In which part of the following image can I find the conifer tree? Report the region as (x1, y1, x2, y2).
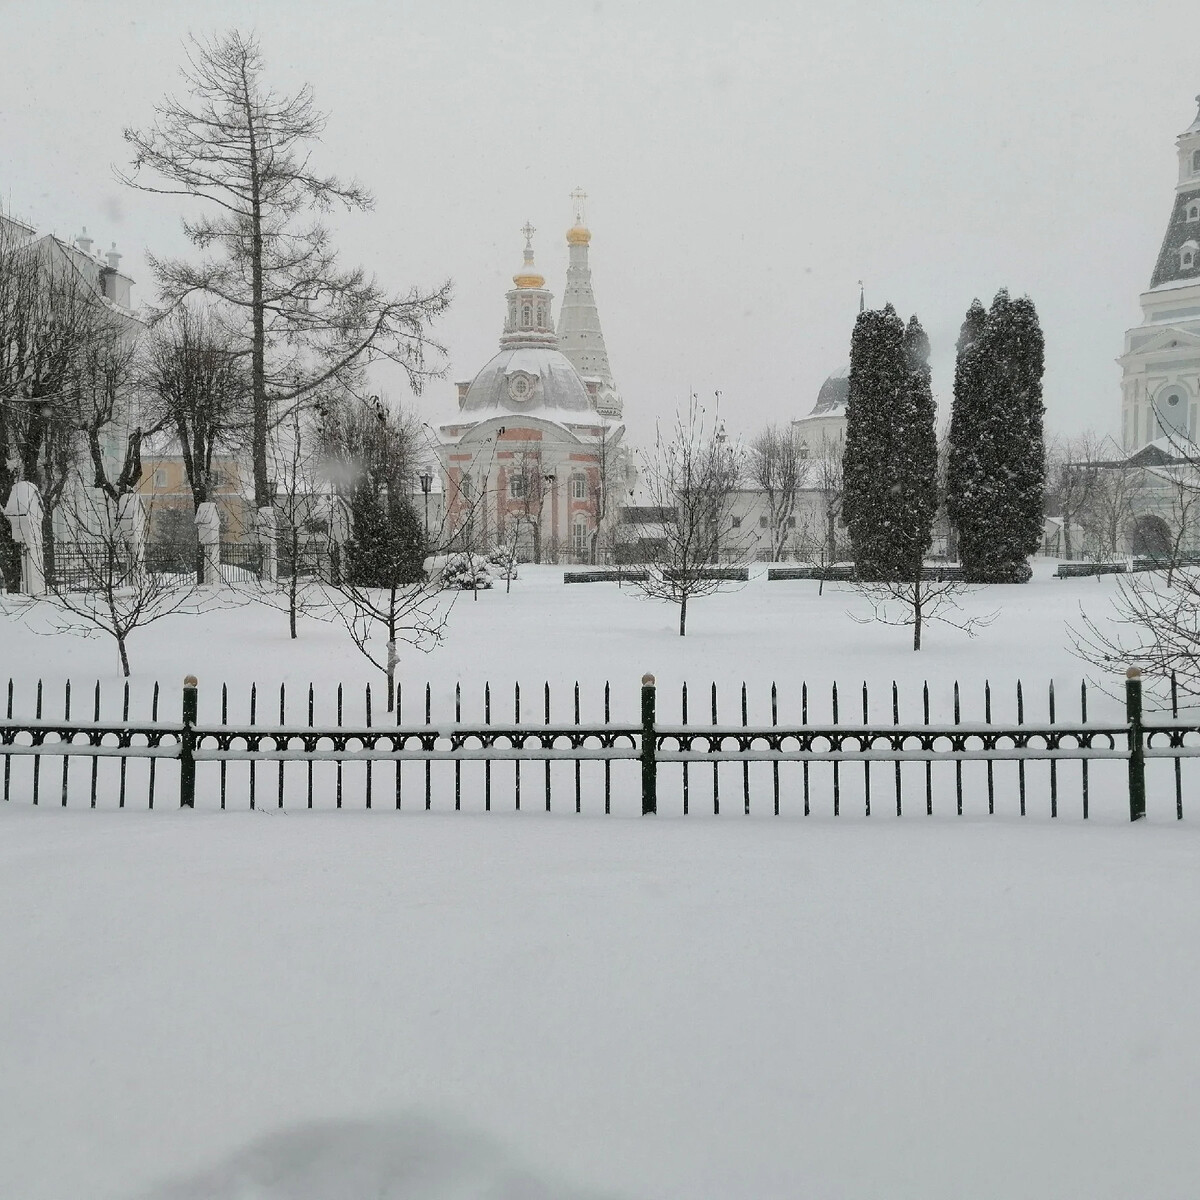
(843, 305, 937, 580)
(946, 290, 1046, 582)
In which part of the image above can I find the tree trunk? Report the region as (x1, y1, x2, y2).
(679, 593, 688, 637)
(913, 583, 922, 651)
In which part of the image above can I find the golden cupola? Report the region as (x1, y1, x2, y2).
(512, 221, 545, 289)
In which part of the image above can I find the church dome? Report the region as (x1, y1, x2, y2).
(460, 345, 592, 417)
(810, 363, 850, 414)
(566, 223, 591, 246)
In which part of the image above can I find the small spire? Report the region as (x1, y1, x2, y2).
(858, 280, 865, 314)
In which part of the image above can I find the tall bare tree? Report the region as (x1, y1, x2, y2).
(1045, 432, 1106, 560)
(748, 423, 809, 561)
(120, 30, 452, 509)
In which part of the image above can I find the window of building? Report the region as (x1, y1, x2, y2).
(509, 474, 528, 499)
(459, 473, 472, 497)
(1188, 204, 1200, 222)
(787, 516, 797, 528)
(1183, 248, 1197, 269)
(759, 516, 768, 529)
(537, 305, 545, 326)
(1194, 148, 1200, 173)
(153, 468, 167, 489)
(522, 305, 532, 324)
(731, 517, 741, 529)
(572, 521, 588, 556)
(571, 474, 587, 500)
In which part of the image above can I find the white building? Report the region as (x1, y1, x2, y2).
(1120, 96, 1200, 452)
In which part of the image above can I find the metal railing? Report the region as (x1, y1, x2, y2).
(2, 669, 1196, 819)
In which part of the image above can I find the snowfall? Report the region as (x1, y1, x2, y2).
(2, 562, 1199, 1199)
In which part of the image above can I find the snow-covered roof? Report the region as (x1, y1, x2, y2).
(809, 363, 850, 415)
(459, 345, 592, 417)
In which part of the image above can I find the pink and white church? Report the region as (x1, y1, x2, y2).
(435, 195, 630, 563)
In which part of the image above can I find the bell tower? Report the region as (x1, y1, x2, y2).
(1118, 96, 1200, 452)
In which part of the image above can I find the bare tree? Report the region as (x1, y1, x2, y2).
(320, 393, 452, 709)
(850, 576, 996, 651)
(1079, 449, 1143, 561)
(633, 400, 745, 636)
(748, 423, 810, 561)
(505, 447, 552, 563)
(1045, 432, 1106, 560)
(120, 30, 452, 510)
(0, 224, 114, 583)
(37, 489, 205, 677)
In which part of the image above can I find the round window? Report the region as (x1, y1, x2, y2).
(1168, 393, 1181, 407)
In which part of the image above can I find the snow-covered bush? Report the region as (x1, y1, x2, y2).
(487, 544, 518, 582)
(442, 552, 493, 591)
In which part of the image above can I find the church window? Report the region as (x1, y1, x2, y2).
(571, 520, 588, 557)
(510, 474, 528, 499)
(759, 516, 769, 529)
(522, 305, 532, 324)
(537, 305, 545, 325)
(731, 517, 742, 529)
(1183, 245, 1197, 269)
(571, 474, 587, 500)
(1188, 205, 1200, 222)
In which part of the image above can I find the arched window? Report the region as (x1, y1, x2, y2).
(1183, 248, 1196, 269)
(1188, 204, 1200, 222)
(522, 304, 532, 325)
(571, 520, 588, 557)
(571, 474, 588, 500)
(509, 303, 517, 324)
(509, 474, 528, 499)
(459, 473, 472, 498)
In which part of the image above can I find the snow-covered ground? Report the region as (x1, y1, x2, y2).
(3, 561, 1199, 1197)
(2, 810, 1199, 1199)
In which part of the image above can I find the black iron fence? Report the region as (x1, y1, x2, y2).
(3, 670, 1198, 819)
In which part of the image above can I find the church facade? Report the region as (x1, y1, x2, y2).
(436, 199, 628, 563)
(1120, 96, 1200, 453)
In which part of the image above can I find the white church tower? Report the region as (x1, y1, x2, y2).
(557, 189, 623, 420)
(1119, 95, 1200, 451)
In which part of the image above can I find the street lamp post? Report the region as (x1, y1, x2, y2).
(419, 471, 433, 545)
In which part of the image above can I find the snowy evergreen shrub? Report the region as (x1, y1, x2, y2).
(442, 552, 493, 590)
(945, 291, 1046, 583)
(345, 490, 426, 589)
(843, 305, 937, 581)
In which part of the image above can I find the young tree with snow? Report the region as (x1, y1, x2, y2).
(945, 290, 1046, 582)
(632, 399, 745, 636)
(120, 30, 451, 512)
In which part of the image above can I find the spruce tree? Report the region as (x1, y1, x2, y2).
(945, 290, 1046, 582)
(346, 488, 425, 588)
(843, 305, 937, 580)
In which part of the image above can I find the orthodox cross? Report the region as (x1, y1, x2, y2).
(521, 221, 536, 251)
(570, 187, 588, 226)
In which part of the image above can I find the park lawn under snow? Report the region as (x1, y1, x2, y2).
(3, 562, 1200, 1197)
(2, 810, 1199, 1199)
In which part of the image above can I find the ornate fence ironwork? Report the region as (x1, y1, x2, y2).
(2, 669, 1197, 820)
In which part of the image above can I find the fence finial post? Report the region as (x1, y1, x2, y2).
(1125, 667, 1145, 822)
(641, 673, 657, 816)
(181, 674, 198, 809)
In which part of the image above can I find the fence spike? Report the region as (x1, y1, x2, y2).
(741, 681, 749, 816)
(90, 680, 101, 809)
(148, 681, 160, 811)
(484, 681, 491, 813)
(574, 681, 581, 815)
(831, 681, 840, 817)
(337, 682, 344, 811)
(985, 679, 994, 816)
(801, 681, 810, 817)
(455, 681, 462, 812)
(219, 682, 228, 811)
(279, 682, 287, 810)
(923, 681, 931, 817)
(1017, 678, 1026, 816)
(60, 679, 71, 807)
(544, 680, 551, 814)
(711, 681, 719, 816)
(862, 680, 871, 818)
(308, 682, 315, 810)
(1080, 679, 1089, 820)
(604, 680, 611, 815)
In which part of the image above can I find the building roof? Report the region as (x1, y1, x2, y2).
(809, 363, 850, 415)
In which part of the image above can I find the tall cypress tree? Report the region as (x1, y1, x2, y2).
(946, 290, 1045, 582)
(843, 304, 937, 580)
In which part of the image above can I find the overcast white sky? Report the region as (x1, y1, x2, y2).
(2, 0, 1196, 446)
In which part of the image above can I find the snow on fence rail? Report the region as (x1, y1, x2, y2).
(0, 670, 1195, 820)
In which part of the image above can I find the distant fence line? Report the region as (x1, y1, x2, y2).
(2, 670, 1197, 821)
